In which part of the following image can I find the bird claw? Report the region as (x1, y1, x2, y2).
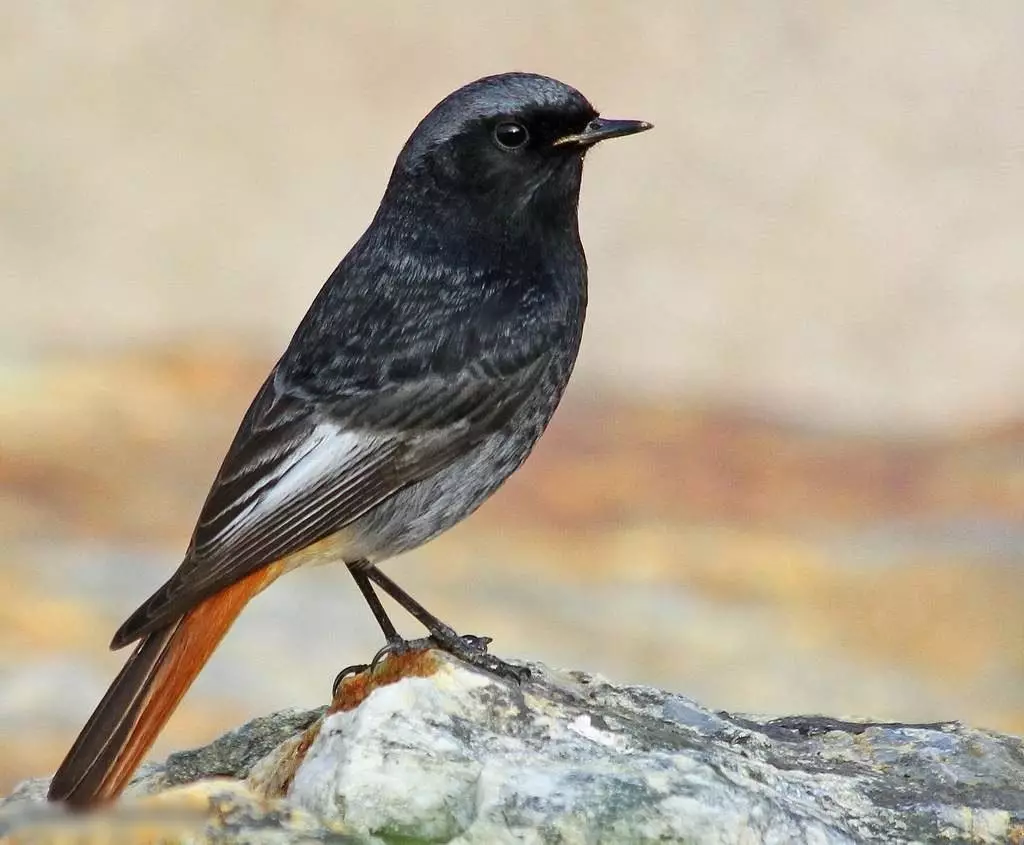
(331, 662, 369, 698)
(369, 637, 417, 672)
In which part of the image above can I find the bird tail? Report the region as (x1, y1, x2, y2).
(47, 567, 274, 808)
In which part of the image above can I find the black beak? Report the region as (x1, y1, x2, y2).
(553, 117, 653, 149)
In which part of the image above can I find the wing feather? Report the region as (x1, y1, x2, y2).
(111, 351, 549, 648)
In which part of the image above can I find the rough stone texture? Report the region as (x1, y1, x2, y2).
(3, 650, 1023, 844)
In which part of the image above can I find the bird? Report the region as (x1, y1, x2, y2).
(46, 71, 651, 808)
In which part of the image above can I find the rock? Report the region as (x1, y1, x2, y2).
(2, 648, 1023, 844)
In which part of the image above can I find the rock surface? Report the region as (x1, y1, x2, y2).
(3, 649, 1023, 844)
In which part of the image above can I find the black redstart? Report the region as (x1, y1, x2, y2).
(47, 71, 651, 807)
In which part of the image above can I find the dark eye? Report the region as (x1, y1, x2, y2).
(493, 121, 529, 150)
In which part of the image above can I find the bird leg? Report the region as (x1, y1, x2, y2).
(344, 561, 530, 683)
(347, 561, 401, 643)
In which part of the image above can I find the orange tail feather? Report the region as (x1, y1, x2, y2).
(47, 565, 281, 808)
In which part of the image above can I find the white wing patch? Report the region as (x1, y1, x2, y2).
(207, 421, 366, 549)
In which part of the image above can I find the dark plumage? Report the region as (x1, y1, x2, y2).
(48, 72, 650, 807)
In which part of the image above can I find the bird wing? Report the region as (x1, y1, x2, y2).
(111, 352, 549, 648)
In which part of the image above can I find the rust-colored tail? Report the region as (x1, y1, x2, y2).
(47, 567, 277, 807)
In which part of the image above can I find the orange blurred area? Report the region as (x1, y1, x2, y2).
(1, 347, 1022, 792)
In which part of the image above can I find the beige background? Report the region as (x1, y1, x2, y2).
(1, 2, 1023, 792)
(4, 2, 1024, 429)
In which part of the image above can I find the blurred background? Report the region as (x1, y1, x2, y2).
(2, 2, 1023, 793)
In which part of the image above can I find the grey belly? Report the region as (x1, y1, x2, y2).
(346, 385, 562, 563)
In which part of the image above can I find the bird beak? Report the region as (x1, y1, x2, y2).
(552, 117, 653, 149)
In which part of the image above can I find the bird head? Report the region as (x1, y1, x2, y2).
(386, 73, 652, 224)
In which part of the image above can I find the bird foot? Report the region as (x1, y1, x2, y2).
(332, 630, 528, 696)
(426, 626, 531, 684)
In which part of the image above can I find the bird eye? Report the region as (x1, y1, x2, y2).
(493, 121, 529, 151)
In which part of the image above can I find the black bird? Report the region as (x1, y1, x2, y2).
(47, 71, 651, 807)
